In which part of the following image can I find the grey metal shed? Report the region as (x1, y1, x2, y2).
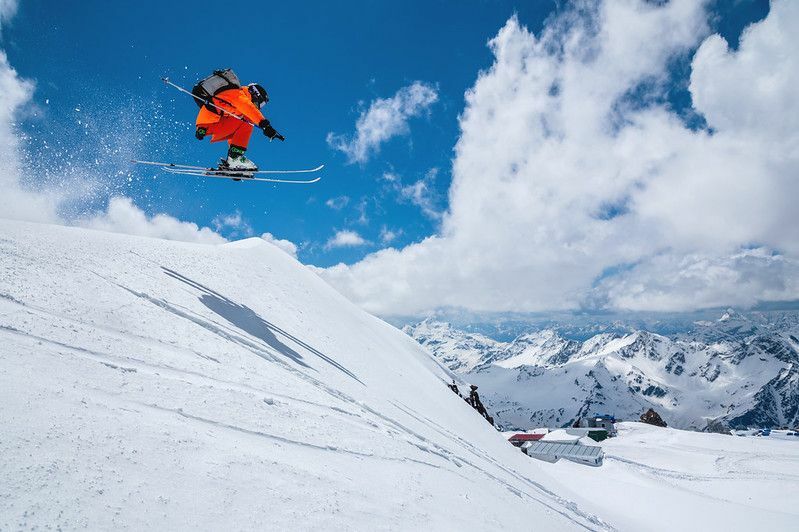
(522, 441, 604, 467)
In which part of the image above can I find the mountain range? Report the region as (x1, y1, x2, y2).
(404, 311, 799, 431)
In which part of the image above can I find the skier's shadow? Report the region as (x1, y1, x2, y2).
(162, 267, 362, 384)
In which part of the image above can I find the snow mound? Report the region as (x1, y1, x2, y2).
(0, 219, 602, 530)
(541, 429, 582, 444)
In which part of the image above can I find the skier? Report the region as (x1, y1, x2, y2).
(466, 384, 494, 426)
(447, 379, 461, 397)
(193, 69, 284, 172)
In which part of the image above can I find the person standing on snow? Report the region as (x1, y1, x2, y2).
(192, 69, 283, 171)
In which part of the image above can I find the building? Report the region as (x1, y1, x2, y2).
(508, 433, 545, 447)
(564, 427, 609, 442)
(522, 441, 604, 467)
(575, 414, 617, 437)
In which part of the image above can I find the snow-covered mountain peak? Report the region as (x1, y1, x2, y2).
(402, 319, 504, 372)
(406, 313, 799, 432)
(497, 329, 579, 368)
(718, 308, 746, 322)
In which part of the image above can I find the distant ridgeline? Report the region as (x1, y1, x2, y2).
(406, 311, 799, 431)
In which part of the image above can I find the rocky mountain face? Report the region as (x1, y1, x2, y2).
(404, 312, 799, 431)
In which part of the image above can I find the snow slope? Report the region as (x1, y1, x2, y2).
(550, 423, 799, 530)
(0, 219, 605, 530)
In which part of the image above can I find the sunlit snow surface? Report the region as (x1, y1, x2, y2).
(1, 219, 797, 530)
(551, 423, 799, 530)
(0, 219, 601, 531)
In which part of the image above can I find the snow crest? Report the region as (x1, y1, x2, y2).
(0, 219, 606, 530)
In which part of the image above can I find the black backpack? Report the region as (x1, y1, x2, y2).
(191, 69, 241, 113)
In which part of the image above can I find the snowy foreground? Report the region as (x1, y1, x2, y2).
(0, 219, 602, 530)
(1, 219, 798, 530)
(550, 423, 799, 530)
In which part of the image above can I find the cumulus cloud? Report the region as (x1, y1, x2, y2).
(321, 0, 799, 315)
(595, 248, 799, 312)
(261, 232, 299, 259)
(79, 198, 226, 244)
(327, 81, 438, 163)
(0, 50, 61, 223)
(325, 230, 367, 250)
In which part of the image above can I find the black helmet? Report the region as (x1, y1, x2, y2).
(247, 83, 269, 108)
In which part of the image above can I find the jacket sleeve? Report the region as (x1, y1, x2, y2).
(232, 88, 265, 125)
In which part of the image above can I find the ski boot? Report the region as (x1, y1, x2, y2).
(219, 145, 257, 180)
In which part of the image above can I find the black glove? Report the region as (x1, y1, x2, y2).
(259, 119, 284, 141)
(195, 127, 207, 140)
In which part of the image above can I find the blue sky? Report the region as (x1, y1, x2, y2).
(5, 0, 768, 270)
(4, 0, 554, 265)
(5, 0, 796, 318)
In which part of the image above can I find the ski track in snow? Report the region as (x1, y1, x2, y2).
(0, 219, 605, 531)
(549, 423, 799, 530)
(5, 220, 797, 530)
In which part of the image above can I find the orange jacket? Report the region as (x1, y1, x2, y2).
(195, 87, 265, 127)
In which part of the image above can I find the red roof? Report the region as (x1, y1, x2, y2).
(508, 433, 545, 441)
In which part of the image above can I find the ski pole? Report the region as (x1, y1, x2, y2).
(161, 77, 258, 127)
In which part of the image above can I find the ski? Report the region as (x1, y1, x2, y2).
(131, 159, 324, 175)
(161, 168, 321, 184)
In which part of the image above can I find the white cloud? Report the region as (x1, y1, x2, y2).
(321, 0, 799, 315)
(79, 198, 226, 244)
(327, 81, 438, 163)
(325, 196, 350, 210)
(355, 197, 369, 225)
(325, 230, 367, 250)
(380, 226, 401, 244)
(595, 248, 799, 312)
(261, 232, 299, 259)
(212, 211, 253, 239)
(0, 0, 18, 29)
(397, 168, 442, 220)
(381, 168, 443, 220)
(0, 50, 61, 223)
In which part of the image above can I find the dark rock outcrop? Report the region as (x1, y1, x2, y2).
(640, 408, 667, 427)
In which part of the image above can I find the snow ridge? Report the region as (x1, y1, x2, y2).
(0, 219, 603, 531)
